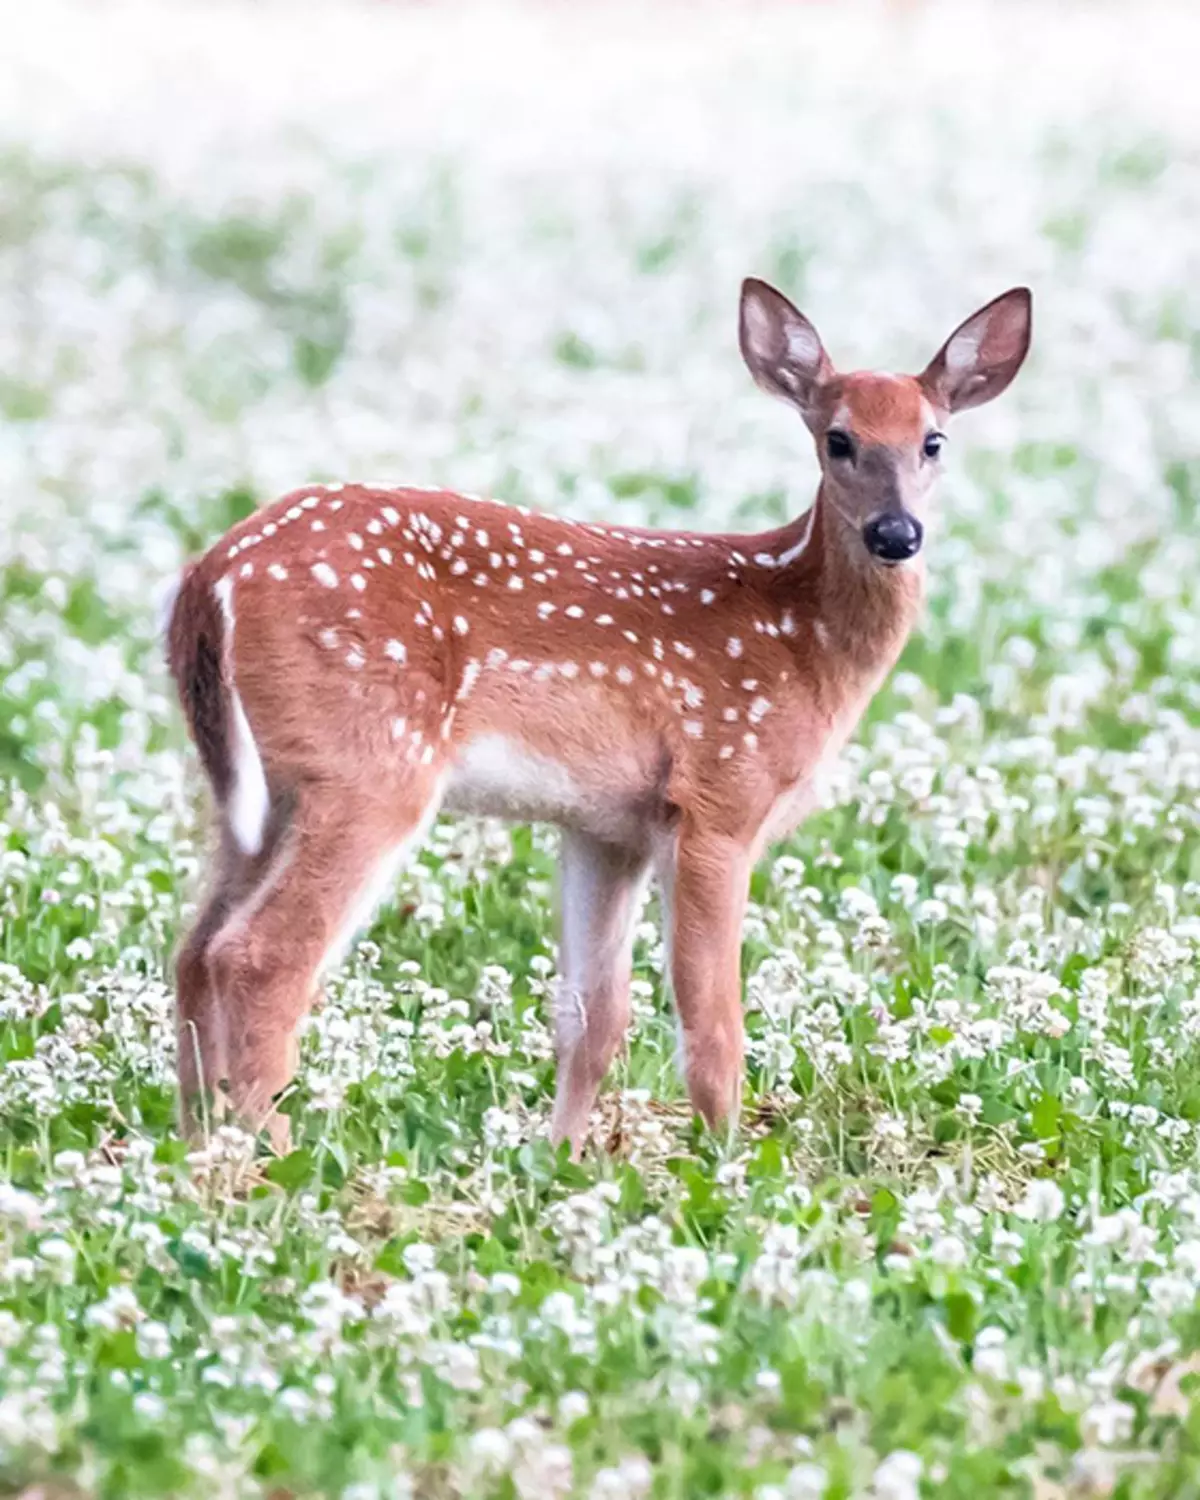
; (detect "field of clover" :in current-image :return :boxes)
[3,2,1200,1497]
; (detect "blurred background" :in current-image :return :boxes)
[2,1,1198,790]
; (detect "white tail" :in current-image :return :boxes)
[168,278,1032,1154]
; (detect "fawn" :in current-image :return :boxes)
[167,278,1031,1154]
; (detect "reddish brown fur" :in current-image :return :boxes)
[167,279,1030,1154]
[813,373,930,445]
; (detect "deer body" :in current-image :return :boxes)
[168,279,1031,1153]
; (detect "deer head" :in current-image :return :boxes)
[739,278,1032,566]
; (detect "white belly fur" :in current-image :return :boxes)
[443,733,642,844]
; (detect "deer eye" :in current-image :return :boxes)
[923,431,946,460]
[825,430,854,461]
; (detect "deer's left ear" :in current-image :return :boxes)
[920,287,1032,413]
[739,278,834,417]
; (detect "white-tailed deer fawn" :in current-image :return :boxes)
[167,278,1031,1154]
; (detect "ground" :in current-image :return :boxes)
[2,2,1200,1496]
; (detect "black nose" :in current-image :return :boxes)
[863,511,923,563]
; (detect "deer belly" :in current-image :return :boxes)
[443,733,642,841]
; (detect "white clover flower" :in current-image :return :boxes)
[34,1237,76,1284]
[85,1285,144,1332]
[591,1456,653,1499]
[872,1450,922,1500]
[1013,1179,1066,1224]
[1080,1398,1135,1447]
[0,1184,43,1229]
[558,1389,589,1425]
[783,1463,828,1499]
[467,1427,511,1473]
[133,1392,166,1422]
[930,1235,968,1269]
[136,1320,172,1360]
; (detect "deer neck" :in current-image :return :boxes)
[772,484,926,680]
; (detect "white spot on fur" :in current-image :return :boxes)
[384,639,407,663]
[726,637,743,659]
[268,563,288,581]
[457,660,482,700]
[747,696,772,724]
[311,562,338,588]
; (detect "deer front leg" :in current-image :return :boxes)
[663,822,751,1131]
[549,830,650,1157]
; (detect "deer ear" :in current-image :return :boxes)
[920,287,1032,413]
[739,278,833,415]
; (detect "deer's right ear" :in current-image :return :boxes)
[739,278,833,415]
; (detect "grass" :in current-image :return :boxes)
[3,2,1200,1496]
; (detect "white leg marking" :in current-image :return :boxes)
[213,576,270,856]
[556,830,650,1052]
[653,833,689,1082]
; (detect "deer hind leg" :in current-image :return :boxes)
[176,794,298,1139]
[550,829,651,1157]
[207,771,443,1150]
[176,830,251,1137]
[662,822,750,1131]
